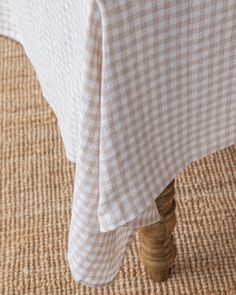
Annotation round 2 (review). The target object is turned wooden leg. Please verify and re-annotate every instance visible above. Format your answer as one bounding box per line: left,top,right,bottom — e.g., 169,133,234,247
138,179,177,283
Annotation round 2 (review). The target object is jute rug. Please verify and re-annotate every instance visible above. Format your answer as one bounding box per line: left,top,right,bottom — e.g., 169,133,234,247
1,36,236,295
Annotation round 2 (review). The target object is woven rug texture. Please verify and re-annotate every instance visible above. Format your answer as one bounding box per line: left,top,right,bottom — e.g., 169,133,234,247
1,36,236,295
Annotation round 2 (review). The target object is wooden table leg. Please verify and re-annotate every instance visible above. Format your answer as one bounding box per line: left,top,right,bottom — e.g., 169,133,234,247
138,179,177,282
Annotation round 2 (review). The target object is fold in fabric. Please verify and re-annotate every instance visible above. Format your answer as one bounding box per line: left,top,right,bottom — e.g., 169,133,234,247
0,0,162,286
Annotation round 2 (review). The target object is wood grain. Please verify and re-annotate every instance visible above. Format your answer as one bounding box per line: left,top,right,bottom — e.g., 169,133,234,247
138,179,176,282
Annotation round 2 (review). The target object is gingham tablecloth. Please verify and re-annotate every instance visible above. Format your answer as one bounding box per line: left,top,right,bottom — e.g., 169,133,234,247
1,0,236,287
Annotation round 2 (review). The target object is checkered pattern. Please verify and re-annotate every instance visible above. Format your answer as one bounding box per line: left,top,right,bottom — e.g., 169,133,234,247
1,0,236,287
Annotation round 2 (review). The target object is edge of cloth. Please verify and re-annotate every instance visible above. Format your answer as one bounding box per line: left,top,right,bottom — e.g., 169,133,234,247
99,135,236,233
67,229,137,287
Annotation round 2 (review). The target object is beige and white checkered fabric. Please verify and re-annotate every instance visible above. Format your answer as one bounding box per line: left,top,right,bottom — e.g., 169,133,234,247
1,0,236,287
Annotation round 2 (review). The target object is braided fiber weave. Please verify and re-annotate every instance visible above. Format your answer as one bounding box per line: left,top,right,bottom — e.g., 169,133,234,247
1,36,236,295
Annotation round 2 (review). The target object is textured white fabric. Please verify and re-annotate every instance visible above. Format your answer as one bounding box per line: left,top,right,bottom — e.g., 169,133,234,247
1,0,236,287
